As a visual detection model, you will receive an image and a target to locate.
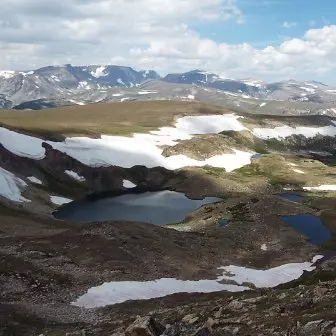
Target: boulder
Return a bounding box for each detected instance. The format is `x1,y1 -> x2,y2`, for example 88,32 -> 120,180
125,316 -> 165,336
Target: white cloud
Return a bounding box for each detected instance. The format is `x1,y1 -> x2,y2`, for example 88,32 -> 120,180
0,1 -> 336,82
282,21 -> 297,28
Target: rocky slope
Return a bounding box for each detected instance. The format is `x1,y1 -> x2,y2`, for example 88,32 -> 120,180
0,101 -> 336,335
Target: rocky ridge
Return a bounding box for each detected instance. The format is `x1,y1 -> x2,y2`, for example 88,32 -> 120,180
1,67 -> 336,117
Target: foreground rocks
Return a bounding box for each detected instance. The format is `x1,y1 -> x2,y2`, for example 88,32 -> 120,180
125,316 -> 165,336
1,192 -> 336,335
54,278 -> 336,336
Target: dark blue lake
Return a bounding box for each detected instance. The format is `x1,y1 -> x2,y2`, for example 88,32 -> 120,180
54,191 -> 222,225
277,193 -> 305,202
281,214 -> 331,245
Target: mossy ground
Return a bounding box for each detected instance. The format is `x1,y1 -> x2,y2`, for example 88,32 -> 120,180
0,101 -> 231,138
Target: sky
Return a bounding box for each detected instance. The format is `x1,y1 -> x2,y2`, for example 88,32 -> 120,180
1,0 -> 336,83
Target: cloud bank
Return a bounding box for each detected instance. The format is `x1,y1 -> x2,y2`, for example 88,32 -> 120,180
1,0 -> 336,81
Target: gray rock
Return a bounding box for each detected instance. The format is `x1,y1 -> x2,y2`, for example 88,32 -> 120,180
182,314 -> 199,324
125,316 -> 165,336
228,300 -> 244,311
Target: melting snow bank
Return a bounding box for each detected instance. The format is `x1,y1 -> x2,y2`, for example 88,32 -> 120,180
0,127 -> 45,159
72,255 -> 323,308
0,115 -> 253,171
0,167 -> 30,202
65,170 -> 86,182
48,115 -> 253,171
50,196 -> 73,206
253,125 -> 336,139
303,185 -> 336,192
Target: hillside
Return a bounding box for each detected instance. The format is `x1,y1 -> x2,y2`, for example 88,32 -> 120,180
0,100 -> 336,335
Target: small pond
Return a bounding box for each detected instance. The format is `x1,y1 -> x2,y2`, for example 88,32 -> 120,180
217,218 -> 228,227
281,214 -> 331,245
54,190 -> 222,225
277,193 -> 305,202
252,154 -> 264,159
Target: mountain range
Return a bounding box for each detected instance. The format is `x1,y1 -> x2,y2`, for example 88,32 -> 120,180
1,65 -> 336,115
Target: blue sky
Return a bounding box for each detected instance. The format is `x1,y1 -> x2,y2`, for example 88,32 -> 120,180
1,0 -> 336,83
195,0 -> 334,47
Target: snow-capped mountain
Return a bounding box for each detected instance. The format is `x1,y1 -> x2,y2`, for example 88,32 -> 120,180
1,66 -> 336,113
0,65 -> 160,107
163,70 -> 336,103
164,70 -> 264,97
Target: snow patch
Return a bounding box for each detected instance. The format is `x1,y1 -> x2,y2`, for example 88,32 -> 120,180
50,75 -> 60,82
50,196 -> 73,205
27,176 -> 43,185
78,81 -> 90,89
217,255 -> 323,288
223,91 -> 238,97
65,170 -> 85,182
117,78 -> 125,85
253,125 -> 336,139
260,102 -> 267,107
69,99 -> 85,106
73,255 -> 322,308
112,93 -> 123,97
0,167 -> 29,202
241,79 -> 265,88
138,90 -> 158,95
304,83 -> 318,89
0,127 -> 45,160
0,70 -> 16,79
300,87 -> 316,94
261,244 -> 267,251
303,185 -> 336,192
91,66 -> 108,78
123,180 -> 137,188
20,71 -> 34,77
187,94 -> 195,100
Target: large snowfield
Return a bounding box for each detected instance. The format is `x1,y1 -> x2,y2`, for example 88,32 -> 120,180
49,114 -> 254,171
1,116 -> 336,173
73,255 -> 323,308
0,115 -> 253,172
